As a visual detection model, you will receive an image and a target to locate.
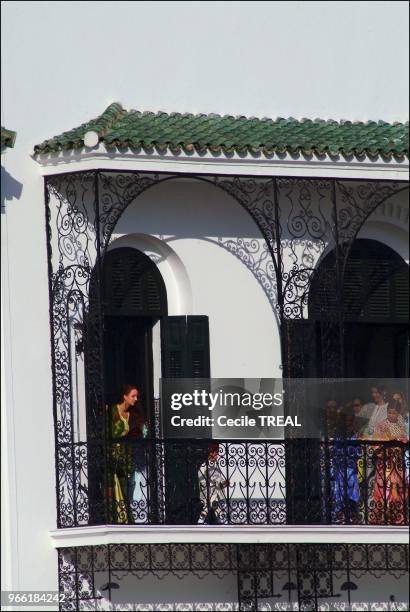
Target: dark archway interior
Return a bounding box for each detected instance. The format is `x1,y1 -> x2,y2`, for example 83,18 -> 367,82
286,239 -> 409,524
85,247 -> 168,524
309,238 -> 409,378
102,247 -> 168,430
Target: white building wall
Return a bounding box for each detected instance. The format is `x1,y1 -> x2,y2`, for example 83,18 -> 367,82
1,208 -> 20,593
96,572 -> 239,611
2,1 -> 409,134
1,155 -> 58,601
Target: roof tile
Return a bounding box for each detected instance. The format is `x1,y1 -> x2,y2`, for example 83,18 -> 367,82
33,103 -> 409,160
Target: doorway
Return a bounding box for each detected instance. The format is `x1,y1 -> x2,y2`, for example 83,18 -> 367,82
103,316 -> 155,431
309,238 -> 409,378
86,246 -> 168,524
101,246 -> 168,434
285,239 -> 409,524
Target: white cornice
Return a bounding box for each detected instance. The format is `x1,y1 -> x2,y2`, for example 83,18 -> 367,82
48,525 -> 409,548
34,148 -> 409,181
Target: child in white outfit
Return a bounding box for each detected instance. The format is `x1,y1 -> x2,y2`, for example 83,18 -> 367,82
197,443 -> 228,524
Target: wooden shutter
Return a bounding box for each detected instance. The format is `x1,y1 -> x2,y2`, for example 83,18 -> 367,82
187,316 -> 211,378
283,319 -> 327,524
344,254 -> 399,322
161,314 -> 211,438
394,266 -> 410,321
103,247 -> 167,317
343,240 -> 409,322
309,240 -> 409,324
161,315 -> 210,523
161,315 -> 210,379
161,316 -> 187,379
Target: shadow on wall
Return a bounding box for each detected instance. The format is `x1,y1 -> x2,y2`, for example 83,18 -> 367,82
1,166 -> 23,211
112,180 -> 279,317
113,179 -> 265,239
113,232 -> 279,319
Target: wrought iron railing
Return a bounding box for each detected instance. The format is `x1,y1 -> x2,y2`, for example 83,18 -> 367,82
55,439 -> 409,528
58,543 -> 410,611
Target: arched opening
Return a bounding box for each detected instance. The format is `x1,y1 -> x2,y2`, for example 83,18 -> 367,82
86,244 -> 212,524
102,246 -> 167,432
309,238 -> 409,377
85,247 -> 168,524
286,239 -> 409,525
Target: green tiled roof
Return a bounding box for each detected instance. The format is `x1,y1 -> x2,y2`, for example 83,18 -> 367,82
33,102 -> 409,160
1,127 -> 17,149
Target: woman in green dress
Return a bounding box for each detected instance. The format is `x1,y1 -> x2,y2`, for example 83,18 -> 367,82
106,385 -> 139,524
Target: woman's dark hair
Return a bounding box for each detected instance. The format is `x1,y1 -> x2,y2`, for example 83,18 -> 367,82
371,384 -> 387,398
208,441 -> 220,454
387,400 -> 401,413
335,406 -> 356,437
392,390 -> 407,411
341,406 -> 356,418
118,384 -> 138,402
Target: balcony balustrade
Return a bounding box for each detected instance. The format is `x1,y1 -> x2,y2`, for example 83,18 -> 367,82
56,438 -> 409,529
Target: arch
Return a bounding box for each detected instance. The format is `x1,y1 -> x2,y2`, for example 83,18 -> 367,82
307,238 -> 409,378
85,244 -> 169,428
108,178 -> 282,377
357,223 -> 409,264
100,173 -> 279,288
309,238 -> 409,323
336,183 -> 409,278
355,187 -> 409,263
362,189 -> 409,230
107,234 -> 193,315
102,247 -> 167,317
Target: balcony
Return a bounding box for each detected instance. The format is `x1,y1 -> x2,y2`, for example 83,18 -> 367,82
55,438 -> 409,529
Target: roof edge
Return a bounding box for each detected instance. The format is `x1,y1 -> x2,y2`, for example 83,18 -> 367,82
1,127 -> 17,149
32,103 -> 410,160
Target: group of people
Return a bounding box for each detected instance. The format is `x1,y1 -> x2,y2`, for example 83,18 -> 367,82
324,385 -> 409,524
105,383 -> 408,526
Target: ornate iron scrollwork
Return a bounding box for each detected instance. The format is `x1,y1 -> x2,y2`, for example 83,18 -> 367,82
57,543 -> 409,611
45,170 -> 408,529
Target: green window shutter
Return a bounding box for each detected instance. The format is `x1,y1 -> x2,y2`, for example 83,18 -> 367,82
161,315 -> 210,523
161,315 -> 210,378
186,316 -> 211,378
160,315 -> 211,437
161,316 -> 188,378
